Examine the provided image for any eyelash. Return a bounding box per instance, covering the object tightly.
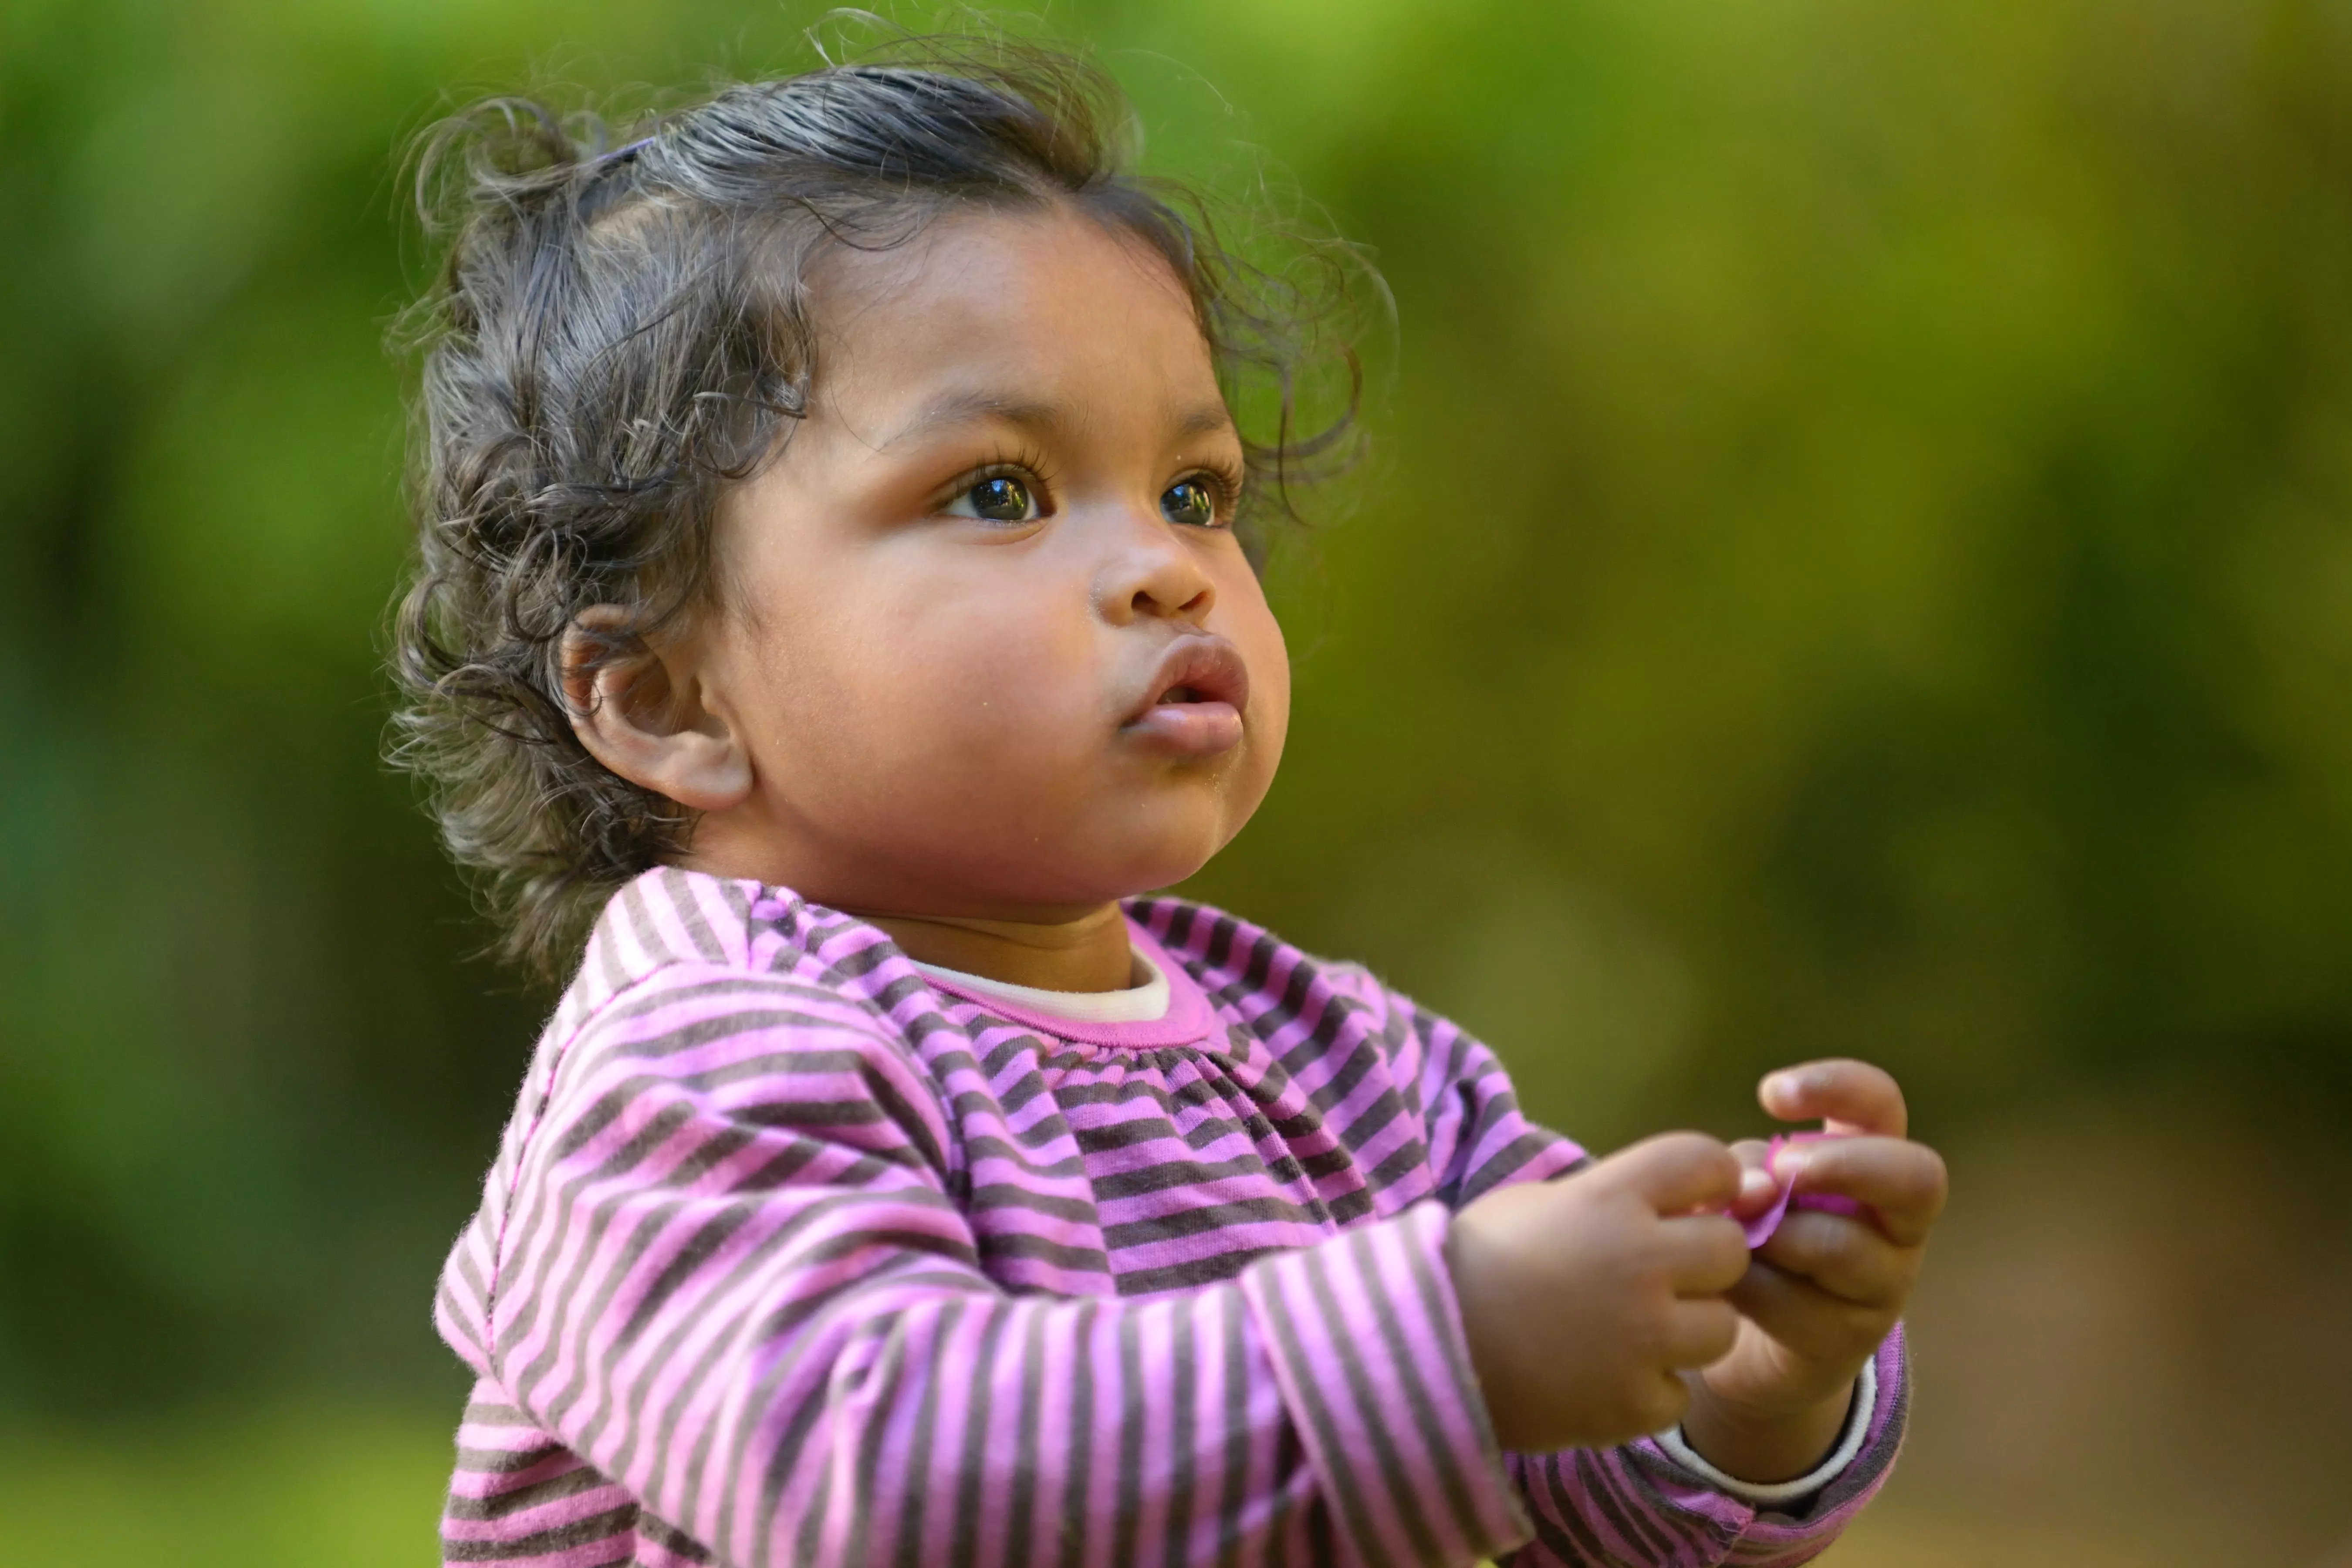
[1176,463,1245,527]
[939,445,1061,517]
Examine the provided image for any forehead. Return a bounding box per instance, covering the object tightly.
[803,206,1220,421]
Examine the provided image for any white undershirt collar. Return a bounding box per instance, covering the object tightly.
[912,952,1172,1024]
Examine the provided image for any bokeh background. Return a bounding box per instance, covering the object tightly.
[5,0,2351,1562]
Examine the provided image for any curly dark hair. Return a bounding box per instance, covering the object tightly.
[388,35,1367,979]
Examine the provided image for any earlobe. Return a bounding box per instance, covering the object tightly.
[559,611,753,814]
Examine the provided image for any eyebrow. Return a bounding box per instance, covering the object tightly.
[877,389,1237,449]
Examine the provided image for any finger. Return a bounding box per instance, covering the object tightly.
[1727,1257,1898,1365]
[1639,1369,1695,1436]
[1656,1213,1751,1297]
[1592,1131,1742,1215]
[1778,1137,1948,1246]
[1756,1209,1921,1307]
[1758,1059,1906,1138]
[1659,1298,1741,1370]
[1728,1139,1778,1218]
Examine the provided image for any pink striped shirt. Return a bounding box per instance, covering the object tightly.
[435,868,1906,1566]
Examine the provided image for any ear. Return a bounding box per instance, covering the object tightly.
[559,607,753,814]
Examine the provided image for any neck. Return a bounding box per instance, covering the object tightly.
[860,902,1137,992]
[679,815,1141,990]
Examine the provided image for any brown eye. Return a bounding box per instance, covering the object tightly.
[1161,477,1217,528]
[947,475,1038,523]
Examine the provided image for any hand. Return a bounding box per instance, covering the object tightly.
[1681,1059,1949,1483]
[1443,1132,1752,1453]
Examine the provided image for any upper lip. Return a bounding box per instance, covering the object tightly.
[1127,634,1250,723]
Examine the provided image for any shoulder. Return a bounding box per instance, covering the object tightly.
[1125,893,1409,1046]
[1126,892,1365,990]
[441,872,959,1368]
[541,868,956,1164]
[562,865,932,1020]
[561,867,786,1009]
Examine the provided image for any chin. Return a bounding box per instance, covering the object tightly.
[960,811,1223,909]
[1081,814,1241,901]
[1105,843,1221,901]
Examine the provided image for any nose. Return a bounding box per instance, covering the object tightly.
[1092,504,1217,627]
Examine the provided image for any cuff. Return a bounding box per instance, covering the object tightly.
[1238,1201,1533,1566]
[1651,1352,1879,1507]
[1619,1325,1910,1562]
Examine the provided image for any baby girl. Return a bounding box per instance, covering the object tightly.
[394,40,1947,1568]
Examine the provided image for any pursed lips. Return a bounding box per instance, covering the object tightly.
[1119,634,1249,755]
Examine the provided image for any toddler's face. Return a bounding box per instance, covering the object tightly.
[679,207,1290,920]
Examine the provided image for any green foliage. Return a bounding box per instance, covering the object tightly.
[1,0,2348,1433]
[0,1405,452,1565]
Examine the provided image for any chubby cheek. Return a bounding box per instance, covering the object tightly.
[906,609,1107,781]
[1225,590,1291,828]
[760,591,1105,820]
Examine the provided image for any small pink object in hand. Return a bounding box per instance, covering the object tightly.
[1742,1131,1864,1249]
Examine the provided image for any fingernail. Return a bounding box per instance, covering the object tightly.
[1771,1148,1808,1183]
[1764,1071,1799,1101]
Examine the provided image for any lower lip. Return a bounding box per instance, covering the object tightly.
[1123,700,1244,755]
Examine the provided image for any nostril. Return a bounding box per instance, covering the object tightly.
[1102,551,1217,623]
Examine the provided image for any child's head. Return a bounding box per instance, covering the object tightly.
[393,42,1358,974]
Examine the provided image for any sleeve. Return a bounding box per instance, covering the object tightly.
[480,964,1536,1568]
[1395,993,1912,1568]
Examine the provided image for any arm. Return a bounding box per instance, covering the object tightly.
[1399,997,1913,1568]
[483,965,1533,1568]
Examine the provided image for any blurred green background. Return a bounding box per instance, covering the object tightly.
[4,0,2351,1562]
